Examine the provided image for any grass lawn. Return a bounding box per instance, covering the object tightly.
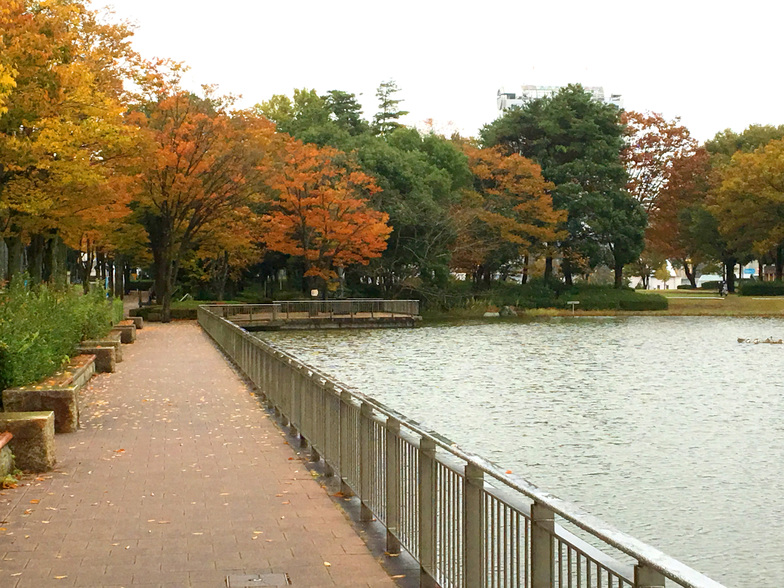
[627,290,784,316]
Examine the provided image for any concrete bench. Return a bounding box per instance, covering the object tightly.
[0,412,55,472]
[77,345,116,373]
[0,431,14,478]
[129,316,144,329]
[3,354,95,433]
[111,320,137,344]
[83,330,122,362]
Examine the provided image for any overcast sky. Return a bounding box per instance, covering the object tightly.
[95,0,783,142]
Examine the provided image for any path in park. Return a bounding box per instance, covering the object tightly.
[0,321,399,587]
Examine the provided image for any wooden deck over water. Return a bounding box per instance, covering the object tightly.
[202,300,421,330]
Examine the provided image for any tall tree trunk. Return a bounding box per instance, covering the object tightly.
[544,256,553,282]
[42,235,58,284]
[216,251,229,302]
[96,252,106,285]
[682,258,697,288]
[0,238,8,283]
[28,234,45,283]
[113,256,124,299]
[123,263,131,296]
[725,258,737,293]
[562,257,573,287]
[108,258,115,295]
[614,261,624,288]
[7,236,23,281]
[153,247,173,322]
[521,254,529,285]
[79,243,94,294]
[777,247,783,281]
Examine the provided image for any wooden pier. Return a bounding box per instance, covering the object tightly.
[202,299,421,330]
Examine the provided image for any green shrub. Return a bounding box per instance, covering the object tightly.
[677,284,696,289]
[700,281,720,290]
[112,298,124,324]
[0,277,113,390]
[618,295,668,311]
[738,281,784,296]
[557,286,668,311]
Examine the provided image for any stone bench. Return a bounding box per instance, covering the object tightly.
[0,412,55,472]
[0,431,14,478]
[83,330,123,362]
[2,354,95,433]
[77,345,116,373]
[129,316,144,329]
[111,319,137,344]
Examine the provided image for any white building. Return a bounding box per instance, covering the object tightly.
[497,85,622,112]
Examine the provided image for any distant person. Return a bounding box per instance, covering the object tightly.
[719,281,728,297]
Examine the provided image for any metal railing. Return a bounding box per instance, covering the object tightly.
[273,299,419,319]
[198,305,726,588]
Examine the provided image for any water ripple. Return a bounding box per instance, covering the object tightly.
[263,316,784,587]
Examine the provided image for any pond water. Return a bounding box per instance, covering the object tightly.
[261,317,784,587]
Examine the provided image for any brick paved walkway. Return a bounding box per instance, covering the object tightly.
[0,322,398,587]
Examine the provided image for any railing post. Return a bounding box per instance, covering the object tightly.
[339,389,354,497]
[359,401,373,522]
[531,502,555,588]
[276,356,288,426]
[419,437,437,588]
[634,564,666,588]
[464,463,485,588]
[385,416,400,554]
[290,363,299,439]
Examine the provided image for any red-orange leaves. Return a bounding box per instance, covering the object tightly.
[261,139,390,288]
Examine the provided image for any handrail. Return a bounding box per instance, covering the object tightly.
[198,304,726,588]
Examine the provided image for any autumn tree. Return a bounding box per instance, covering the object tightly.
[0,0,141,284]
[713,139,784,280]
[260,139,391,295]
[622,111,696,215]
[453,143,563,284]
[189,209,262,301]
[131,91,276,321]
[648,148,716,287]
[705,124,784,166]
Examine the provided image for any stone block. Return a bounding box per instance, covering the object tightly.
[3,387,79,433]
[83,331,122,362]
[2,355,95,434]
[0,412,55,472]
[129,316,144,329]
[112,320,136,343]
[0,432,14,478]
[77,346,116,373]
[70,354,95,389]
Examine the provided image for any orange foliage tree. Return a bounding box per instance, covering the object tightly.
[0,0,141,283]
[131,91,277,320]
[647,148,714,287]
[260,139,391,295]
[622,111,696,215]
[452,144,563,283]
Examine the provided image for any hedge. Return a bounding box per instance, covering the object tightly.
[558,286,668,311]
[0,278,116,390]
[738,281,784,296]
